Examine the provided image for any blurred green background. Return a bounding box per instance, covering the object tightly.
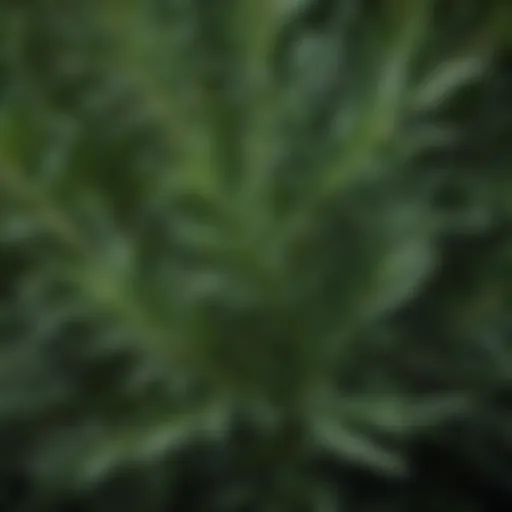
[1,0,512,510]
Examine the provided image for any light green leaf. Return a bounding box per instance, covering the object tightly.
[412,55,486,112]
[311,416,407,475]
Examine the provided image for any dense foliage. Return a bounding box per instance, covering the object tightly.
[1,1,511,510]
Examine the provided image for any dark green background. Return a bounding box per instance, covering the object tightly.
[1,1,511,510]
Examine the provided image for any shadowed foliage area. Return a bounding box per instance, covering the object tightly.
[0,0,511,510]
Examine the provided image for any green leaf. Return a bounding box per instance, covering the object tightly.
[311,416,407,476]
